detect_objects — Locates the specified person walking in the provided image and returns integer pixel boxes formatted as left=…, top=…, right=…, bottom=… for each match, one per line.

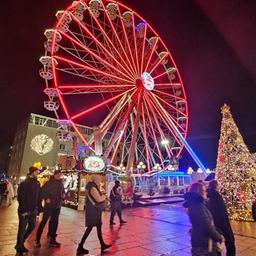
left=77, top=175, right=112, bottom=255
left=35, top=169, right=64, bottom=248
left=0, top=180, right=7, bottom=206
left=109, top=180, right=126, bottom=225
left=183, top=182, right=224, bottom=256
left=6, top=178, right=14, bottom=206
left=15, top=167, right=40, bottom=256
left=207, top=180, right=236, bottom=256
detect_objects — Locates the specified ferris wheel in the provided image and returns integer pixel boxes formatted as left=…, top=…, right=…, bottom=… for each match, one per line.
left=40, top=0, right=192, bottom=174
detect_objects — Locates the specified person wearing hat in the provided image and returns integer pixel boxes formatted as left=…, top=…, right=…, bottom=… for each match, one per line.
left=35, top=169, right=64, bottom=248
left=109, top=180, right=127, bottom=225
left=15, top=166, right=40, bottom=255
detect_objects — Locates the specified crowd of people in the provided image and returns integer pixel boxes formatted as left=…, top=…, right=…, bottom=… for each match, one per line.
left=3, top=166, right=255, bottom=255
left=14, top=167, right=127, bottom=256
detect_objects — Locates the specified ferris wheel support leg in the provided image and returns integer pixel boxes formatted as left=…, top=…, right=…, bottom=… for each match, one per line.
left=151, top=94, right=206, bottom=172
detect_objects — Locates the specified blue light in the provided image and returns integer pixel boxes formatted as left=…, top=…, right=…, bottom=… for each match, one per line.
left=157, top=171, right=191, bottom=177
left=135, top=22, right=146, bottom=31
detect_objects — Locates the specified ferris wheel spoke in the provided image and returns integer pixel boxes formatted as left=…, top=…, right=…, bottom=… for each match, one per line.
left=151, top=96, right=187, bottom=159
left=100, top=5, right=138, bottom=77
left=143, top=100, right=164, bottom=168
left=100, top=90, right=136, bottom=136
left=116, top=4, right=139, bottom=77
left=153, top=69, right=175, bottom=80
left=144, top=37, right=159, bottom=73
left=70, top=88, right=135, bottom=121
left=55, top=67, right=109, bottom=84
left=150, top=93, right=186, bottom=133
left=87, top=96, right=128, bottom=145
left=153, top=88, right=185, bottom=102
left=69, top=13, right=136, bottom=80
left=82, top=3, right=137, bottom=79
left=58, top=84, right=133, bottom=94
left=141, top=104, right=151, bottom=171
left=103, top=90, right=139, bottom=159
left=148, top=53, right=168, bottom=75
left=126, top=90, right=144, bottom=173
left=131, top=13, right=140, bottom=76
left=69, top=120, right=93, bottom=149
left=154, top=83, right=182, bottom=91
left=148, top=94, right=183, bottom=147
left=140, top=24, right=148, bottom=75
left=145, top=94, right=172, bottom=159
left=99, top=95, right=127, bottom=132
left=130, top=110, right=139, bottom=163
left=57, top=87, right=70, bottom=118
left=59, top=31, right=134, bottom=82
left=149, top=93, right=185, bottom=145
left=56, top=43, right=112, bottom=83
left=132, top=108, right=150, bottom=166
left=54, top=55, right=132, bottom=84
left=152, top=91, right=187, bottom=118
left=58, top=43, right=95, bottom=70
left=110, top=120, right=129, bottom=163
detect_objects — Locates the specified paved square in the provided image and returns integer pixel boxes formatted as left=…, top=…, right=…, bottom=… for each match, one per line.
left=0, top=201, right=256, bottom=255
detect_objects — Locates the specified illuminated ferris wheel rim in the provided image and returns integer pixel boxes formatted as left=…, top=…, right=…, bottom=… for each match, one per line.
left=41, top=0, right=189, bottom=173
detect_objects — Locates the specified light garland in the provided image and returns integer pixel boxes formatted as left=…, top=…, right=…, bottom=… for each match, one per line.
left=216, top=104, right=256, bottom=221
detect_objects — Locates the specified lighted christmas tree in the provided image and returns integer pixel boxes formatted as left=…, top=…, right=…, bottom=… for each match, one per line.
left=216, top=104, right=256, bottom=221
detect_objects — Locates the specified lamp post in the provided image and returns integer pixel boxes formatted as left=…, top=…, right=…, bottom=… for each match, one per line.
left=117, top=163, right=126, bottom=172
left=187, top=167, right=194, bottom=174
left=137, top=162, right=146, bottom=174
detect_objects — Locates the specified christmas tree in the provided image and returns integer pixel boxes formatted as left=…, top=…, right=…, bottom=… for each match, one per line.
left=216, top=104, right=256, bottom=221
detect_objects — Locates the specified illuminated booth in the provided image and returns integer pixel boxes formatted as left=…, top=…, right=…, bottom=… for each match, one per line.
left=133, top=171, right=192, bottom=197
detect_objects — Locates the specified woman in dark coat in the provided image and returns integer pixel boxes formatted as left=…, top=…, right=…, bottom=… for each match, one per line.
left=207, top=180, right=236, bottom=256
left=184, top=182, right=224, bottom=256
left=77, top=175, right=111, bottom=255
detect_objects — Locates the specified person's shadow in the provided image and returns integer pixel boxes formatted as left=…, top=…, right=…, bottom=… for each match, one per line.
left=101, top=224, right=123, bottom=254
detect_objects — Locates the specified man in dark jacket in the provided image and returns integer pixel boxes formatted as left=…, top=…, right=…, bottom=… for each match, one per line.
left=207, top=180, right=236, bottom=256
left=35, top=169, right=64, bottom=248
left=15, top=167, right=40, bottom=256
left=109, top=180, right=126, bottom=225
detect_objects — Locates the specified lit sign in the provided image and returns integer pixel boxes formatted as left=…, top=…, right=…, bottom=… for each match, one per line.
left=83, top=156, right=105, bottom=173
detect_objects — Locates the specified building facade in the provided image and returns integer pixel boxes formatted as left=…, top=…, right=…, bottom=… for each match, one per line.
left=7, top=113, right=94, bottom=178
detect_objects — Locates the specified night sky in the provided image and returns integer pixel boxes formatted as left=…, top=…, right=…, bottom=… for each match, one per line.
left=1, top=0, right=256, bottom=169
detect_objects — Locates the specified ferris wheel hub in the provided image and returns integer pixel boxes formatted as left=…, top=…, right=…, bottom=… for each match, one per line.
left=141, top=71, right=155, bottom=91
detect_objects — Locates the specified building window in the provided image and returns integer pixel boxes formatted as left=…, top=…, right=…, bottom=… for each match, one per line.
left=60, top=144, right=65, bottom=151
left=39, top=118, right=45, bottom=126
